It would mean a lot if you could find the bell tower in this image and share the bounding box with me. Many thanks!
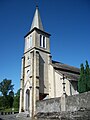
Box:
[19,6,51,117]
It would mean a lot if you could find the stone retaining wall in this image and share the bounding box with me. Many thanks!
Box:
[36,97,61,113]
[36,91,90,114]
[66,91,90,111]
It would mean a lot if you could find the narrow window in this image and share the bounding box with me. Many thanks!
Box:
[40,35,42,47]
[43,36,45,48]
[26,36,32,49]
[45,37,46,48]
[40,35,46,48]
[30,36,32,48]
[25,38,27,49]
[27,37,30,49]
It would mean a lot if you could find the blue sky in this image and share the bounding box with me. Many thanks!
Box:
[0,0,90,93]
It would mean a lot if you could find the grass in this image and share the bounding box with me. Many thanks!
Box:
[0,107,19,112]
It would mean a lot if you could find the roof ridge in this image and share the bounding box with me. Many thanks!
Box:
[52,60,80,70]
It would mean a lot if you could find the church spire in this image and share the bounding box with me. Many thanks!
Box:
[30,6,44,31]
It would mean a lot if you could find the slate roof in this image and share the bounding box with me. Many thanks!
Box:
[51,60,80,81]
[30,6,44,31]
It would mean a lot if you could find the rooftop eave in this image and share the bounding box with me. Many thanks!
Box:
[55,69,79,82]
[53,66,80,74]
[24,27,51,38]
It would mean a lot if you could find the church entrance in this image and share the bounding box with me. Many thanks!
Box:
[26,89,30,111]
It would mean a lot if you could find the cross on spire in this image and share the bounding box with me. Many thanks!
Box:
[34,0,38,7]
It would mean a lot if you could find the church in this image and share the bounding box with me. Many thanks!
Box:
[19,6,80,117]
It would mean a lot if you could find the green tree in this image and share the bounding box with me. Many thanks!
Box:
[13,89,20,110]
[9,91,14,108]
[15,89,20,97]
[0,79,14,109]
[85,60,90,91]
[0,79,14,96]
[78,63,86,93]
[0,96,3,109]
[78,61,90,93]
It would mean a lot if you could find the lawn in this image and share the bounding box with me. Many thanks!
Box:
[0,107,19,112]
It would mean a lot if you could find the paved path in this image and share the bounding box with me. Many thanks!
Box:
[0,114,31,120]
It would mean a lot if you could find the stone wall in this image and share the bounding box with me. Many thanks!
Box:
[36,91,90,114]
[36,97,61,113]
[66,91,90,111]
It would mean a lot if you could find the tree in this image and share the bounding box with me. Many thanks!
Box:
[13,89,20,110]
[0,79,14,109]
[9,91,14,108]
[15,89,20,97]
[0,96,3,109]
[85,60,90,91]
[0,79,14,96]
[78,61,90,93]
[78,63,86,93]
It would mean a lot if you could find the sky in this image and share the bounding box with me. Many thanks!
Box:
[0,0,90,93]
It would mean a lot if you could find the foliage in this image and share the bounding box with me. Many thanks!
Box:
[9,90,14,108]
[78,61,90,93]
[78,64,86,93]
[85,61,90,91]
[0,96,3,109]
[0,78,14,96]
[13,89,20,110]
[0,108,19,112]
[9,95,14,108]
[0,79,20,111]
[15,89,20,97]
[0,79,14,109]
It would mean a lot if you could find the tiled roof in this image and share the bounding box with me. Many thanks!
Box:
[51,60,80,81]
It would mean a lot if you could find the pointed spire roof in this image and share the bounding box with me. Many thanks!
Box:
[30,6,44,31]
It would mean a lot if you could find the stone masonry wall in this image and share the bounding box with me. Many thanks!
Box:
[36,91,90,114]
[66,91,90,111]
[36,97,61,113]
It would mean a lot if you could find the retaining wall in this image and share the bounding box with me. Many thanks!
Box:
[66,91,90,111]
[36,91,90,113]
[36,97,61,113]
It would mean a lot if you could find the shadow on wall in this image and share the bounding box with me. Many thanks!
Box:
[70,81,78,95]
[39,55,47,100]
